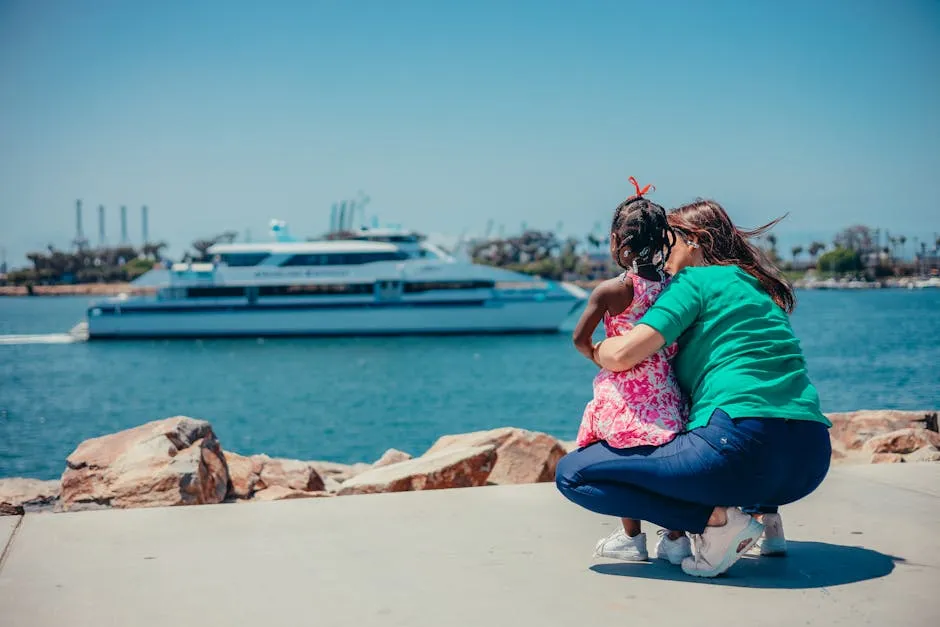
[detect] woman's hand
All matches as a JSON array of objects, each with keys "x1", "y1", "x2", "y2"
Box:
[{"x1": 595, "y1": 324, "x2": 666, "y2": 372}]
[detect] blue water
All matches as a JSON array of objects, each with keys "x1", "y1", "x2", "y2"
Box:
[{"x1": 1, "y1": 290, "x2": 938, "y2": 479}]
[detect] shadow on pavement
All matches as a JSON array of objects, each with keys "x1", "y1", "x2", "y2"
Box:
[{"x1": 590, "y1": 541, "x2": 903, "y2": 588}]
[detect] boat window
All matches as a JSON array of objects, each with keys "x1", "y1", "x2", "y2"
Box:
[
  {"x1": 258, "y1": 283, "x2": 374, "y2": 296},
  {"x1": 353, "y1": 235, "x2": 419, "y2": 243},
  {"x1": 279, "y1": 252, "x2": 409, "y2": 267},
  {"x1": 185, "y1": 286, "x2": 247, "y2": 298},
  {"x1": 403, "y1": 281, "x2": 495, "y2": 293},
  {"x1": 219, "y1": 253, "x2": 269, "y2": 267}
]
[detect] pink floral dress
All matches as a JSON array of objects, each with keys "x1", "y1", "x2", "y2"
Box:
[{"x1": 576, "y1": 274, "x2": 688, "y2": 449}]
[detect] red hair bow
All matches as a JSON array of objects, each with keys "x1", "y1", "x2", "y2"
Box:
[{"x1": 627, "y1": 176, "x2": 655, "y2": 200}]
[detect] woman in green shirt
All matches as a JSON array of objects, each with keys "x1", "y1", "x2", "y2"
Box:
[{"x1": 555, "y1": 200, "x2": 831, "y2": 578}]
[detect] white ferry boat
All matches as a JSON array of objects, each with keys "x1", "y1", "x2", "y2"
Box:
[{"x1": 85, "y1": 225, "x2": 587, "y2": 338}]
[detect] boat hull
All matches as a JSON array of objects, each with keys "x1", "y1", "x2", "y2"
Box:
[{"x1": 86, "y1": 298, "x2": 583, "y2": 338}]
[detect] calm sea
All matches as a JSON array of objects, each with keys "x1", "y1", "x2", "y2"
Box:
[{"x1": 1, "y1": 290, "x2": 938, "y2": 479}]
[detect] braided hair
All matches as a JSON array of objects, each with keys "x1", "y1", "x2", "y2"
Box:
[{"x1": 610, "y1": 196, "x2": 676, "y2": 278}]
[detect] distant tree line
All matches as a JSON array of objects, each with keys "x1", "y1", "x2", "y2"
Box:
[
  {"x1": 3, "y1": 224, "x2": 935, "y2": 286},
  {"x1": 2, "y1": 242, "x2": 169, "y2": 285}
]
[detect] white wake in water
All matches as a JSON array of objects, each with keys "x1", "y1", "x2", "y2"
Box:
[
  {"x1": 0, "y1": 333, "x2": 84, "y2": 345},
  {"x1": 0, "y1": 321, "x2": 88, "y2": 345}
]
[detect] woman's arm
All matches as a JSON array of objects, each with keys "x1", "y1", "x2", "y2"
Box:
[
  {"x1": 595, "y1": 270, "x2": 703, "y2": 372},
  {"x1": 593, "y1": 324, "x2": 666, "y2": 372}
]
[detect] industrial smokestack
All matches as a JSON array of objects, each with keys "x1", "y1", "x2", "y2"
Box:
[
  {"x1": 98, "y1": 205, "x2": 106, "y2": 246},
  {"x1": 120, "y1": 205, "x2": 128, "y2": 244},
  {"x1": 141, "y1": 205, "x2": 149, "y2": 243},
  {"x1": 76, "y1": 199, "x2": 84, "y2": 238},
  {"x1": 72, "y1": 199, "x2": 89, "y2": 250}
]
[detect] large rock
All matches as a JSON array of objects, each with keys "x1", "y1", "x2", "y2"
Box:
[
  {"x1": 0, "y1": 502, "x2": 24, "y2": 516},
  {"x1": 59, "y1": 417, "x2": 229, "y2": 511},
  {"x1": 871, "y1": 453, "x2": 905, "y2": 464},
  {"x1": 338, "y1": 445, "x2": 497, "y2": 496},
  {"x1": 251, "y1": 486, "x2": 334, "y2": 502},
  {"x1": 373, "y1": 448, "x2": 413, "y2": 468},
  {"x1": 0, "y1": 478, "x2": 60, "y2": 510},
  {"x1": 309, "y1": 460, "x2": 371, "y2": 484},
  {"x1": 223, "y1": 452, "x2": 325, "y2": 500},
  {"x1": 906, "y1": 445, "x2": 940, "y2": 463},
  {"x1": 223, "y1": 451, "x2": 265, "y2": 499},
  {"x1": 426, "y1": 427, "x2": 566, "y2": 485},
  {"x1": 864, "y1": 428, "x2": 940, "y2": 455},
  {"x1": 259, "y1": 457, "x2": 325, "y2": 492},
  {"x1": 827, "y1": 410, "x2": 934, "y2": 451}
]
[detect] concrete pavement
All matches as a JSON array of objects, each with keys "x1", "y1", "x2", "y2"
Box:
[{"x1": 1, "y1": 464, "x2": 938, "y2": 626}]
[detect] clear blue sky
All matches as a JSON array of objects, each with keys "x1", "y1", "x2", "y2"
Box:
[{"x1": 1, "y1": 0, "x2": 938, "y2": 265}]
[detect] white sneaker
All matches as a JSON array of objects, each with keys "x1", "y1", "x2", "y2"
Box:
[
  {"x1": 758, "y1": 513, "x2": 787, "y2": 556},
  {"x1": 681, "y1": 508, "x2": 763, "y2": 578},
  {"x1": 654, "y1": 530, "x2": 693, "y2": 565},
  {"x1": 593, "y1": 528, "x2": 649, "y2": 561}
]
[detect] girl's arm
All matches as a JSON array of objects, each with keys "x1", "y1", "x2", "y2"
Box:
[
  {"x1": 572, "y1": 279, "x2": 630, "y2": 364},
  {"x1": 593, "y1": 324, "x2": 666, "y2": 372}
]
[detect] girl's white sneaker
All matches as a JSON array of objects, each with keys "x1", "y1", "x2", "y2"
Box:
[
  {"x1": 758, "y1": 513, "x2": 788, "y2": 556},
  {"x1": 654, "y1": 530, "x2": 693, "y2": 565},
  {"x1": 593, "y1": 529, "x2": 649, "y2": 561}
]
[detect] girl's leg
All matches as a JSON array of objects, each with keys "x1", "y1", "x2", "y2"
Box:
[
  {"x1": 742, "y1": 505, "x2": 778, "y2": 516},
  {"x1": 621, "y1": 518, "x2": 641, "y2": 536},
  {"x1": 618, "y1": 518, "x2": 683, "y2": 540}
]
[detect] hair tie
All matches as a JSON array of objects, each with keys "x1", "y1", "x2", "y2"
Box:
[{"x1": 627, "y1": 176, "x2": 655, "y2": 200}]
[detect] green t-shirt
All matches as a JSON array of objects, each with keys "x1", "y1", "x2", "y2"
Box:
[{"x1": 639, "y1": 265, "x2": 830, "y2": 430}]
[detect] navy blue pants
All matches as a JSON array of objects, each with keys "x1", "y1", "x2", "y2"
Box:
[{"x1": 555, "y1": 410, "x2": 831, "y2": 533}]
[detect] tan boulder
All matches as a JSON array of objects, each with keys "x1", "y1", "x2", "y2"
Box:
[
  {"x1": 865, "y1": 428, "x2": 940, "y2": 455},
  {"x1": 1, "y1": 502, "x2": 24, "y2": 516},
  {"x1": 0, "y1": 478, "x2": 60, "y2": 510},
  {"x1": 905, "y1": 445, "x2": 940, "y2": 463},
  {"x1": 223, "y1": 452, "x2": 325, "y2": 499},
  {"x1": 426, "y1": 427, "x2": 566, "y2": 485},
  {"x1": 59, "y1": 417, "x2": 229, "y2": 511},
  {"x1": 338, "y1": 445, "x2": 497, "y2": 496},
  {"x1": 309, "y1": 461, "x2": 371, "y2": 484},
  {"x1": 871, "y1": 453, "x2": 905, "y2": 464},
  {"x1": 373, "y1": 448, "x2": 413, "y2": 468},
  {"x1": 223, "y1": 452, "x2": 265, "y2": 499},
  {"x1": 826, "y1": 410, "x2": 935, "y2": 450},
  {"x1": 251, "y1": 486, "x2": 334, "y2": 501},
  {"x1": 257, "y1": 457, "x2": 325, "y2": 492}
]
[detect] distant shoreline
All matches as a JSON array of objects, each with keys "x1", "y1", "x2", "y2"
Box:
[
  {"x1": 0, "y1": 284, "x2": 155, "y2": 297},
  {"x1": 0, "y1": 276, "x2": 937, "y2": 297}
]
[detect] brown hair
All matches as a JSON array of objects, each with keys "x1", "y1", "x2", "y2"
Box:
[{"x1": 668, "y1": 200, "x2": 795, "y2": 313}]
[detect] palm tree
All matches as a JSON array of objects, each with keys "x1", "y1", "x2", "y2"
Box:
[
  {"x1": 808, "y1": 241, "x2": 825, "y2": 261},
  {"x1": 791, "y1": 245, "x2": 803, "y2": 263},
  {"x1": 141, "y1": 241, "x2": 169, "y2": 261},
  {"x1": 898, "y1": 235, "x2": 907, "y2": 259},
  {"x1": 766, "y1": 234, "x2": 778, "y2": 254}
]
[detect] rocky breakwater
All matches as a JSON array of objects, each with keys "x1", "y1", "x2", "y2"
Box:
[
  {"x1": 0, "y1": 418, "x2": 568, "y2": 514},
  {"x1": 1, "y1": 409, "x2": 937, "y2": 514},
  {"x1": 828, "y1": 410, "x2": 940, "y2": 463}
]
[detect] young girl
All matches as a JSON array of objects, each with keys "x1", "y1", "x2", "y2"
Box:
[{"x1": 571, "y1": 179, "x2": 691, "y2": 564}]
